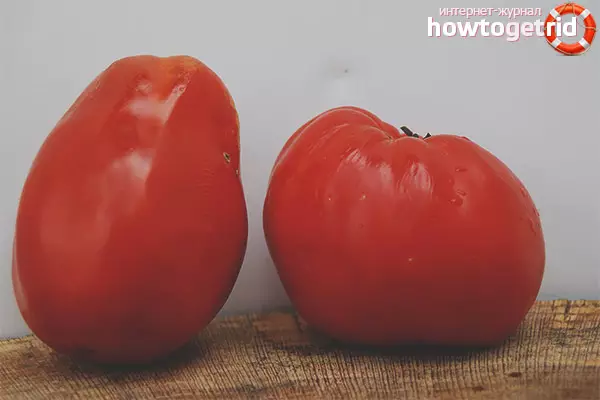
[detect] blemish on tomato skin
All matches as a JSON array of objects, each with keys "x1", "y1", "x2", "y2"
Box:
[
  {"x1": 223, "y1": 152, "x2": 231, "y2": 164},
  {"x1": 449, "y1": 197, "x2": 463, "y2": 206}
]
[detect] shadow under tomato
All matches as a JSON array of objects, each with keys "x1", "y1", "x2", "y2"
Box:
[
  {"x1": 324, "y1": 338, "x2": 497, "y2": 360},
  {"x1": 264, "y1": 314, "x2": 502, "y2": 361},
  {"x1": 49, "y1": 336, "x2": 211, "y2": 377}
]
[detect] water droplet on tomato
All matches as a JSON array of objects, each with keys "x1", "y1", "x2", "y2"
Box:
[
  {"x1": 449, "y1": 197, "x2": 463, "y2": 206},
  {"x1": 455, "y1": 167, "x2": 467, "y2": 173},
  {"x1": 528, "y1": 218, "x2": 538, "y2": 235},
  {"x1": 456, "y1": 189, "x2": 467, "y2": 196}
]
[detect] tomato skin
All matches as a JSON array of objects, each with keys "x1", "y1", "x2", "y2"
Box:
[
  {"x1": 12, "y1": 55, "x2": 248, "y2": 364},
  {"x1": 263, "y1": 106, "x2": 545, "y2": 346}
]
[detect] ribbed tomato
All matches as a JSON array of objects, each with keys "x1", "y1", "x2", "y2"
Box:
[
  {"x1": 263, "y1": 106, "x2": 545, "y2": 346},
  {"x1": 13, "y1": 55, "x2": 247, "y2": 363}
]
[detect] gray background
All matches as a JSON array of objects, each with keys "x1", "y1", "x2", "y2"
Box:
[{"x1": 1, "y1": 0, "x2": 598, "y2": 338}]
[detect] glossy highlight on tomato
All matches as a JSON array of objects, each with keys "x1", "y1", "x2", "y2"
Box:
[
  {"x1": 13, "y1": 55, "x2": 248, "y2": 364},
  {"x1": 263, "y1": 106, "x2": 545, "y2": 347}
]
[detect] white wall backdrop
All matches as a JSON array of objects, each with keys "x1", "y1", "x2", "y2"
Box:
[{"x1": 1, "y1": 0, "x2": 598, "y2": 338}]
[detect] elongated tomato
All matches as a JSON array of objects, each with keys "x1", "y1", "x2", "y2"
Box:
[
  {"x1": 264, "y1": 106, "x2": 545, "y2": 346},
  {"x1": 13, "y1": 55, "x2": 248, "y2": 363}
]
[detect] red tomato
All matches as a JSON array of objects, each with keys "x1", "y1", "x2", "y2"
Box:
[
  {"x1": 13, "y1": 55, "x2": 248, "y2": 364},
  {"x1": 263, "y1": 106, "x2": 545, "y2": 346}
]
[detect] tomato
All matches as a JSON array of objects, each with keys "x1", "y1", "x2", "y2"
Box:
[
  {"x1": 263, "y1": 106, "x2": 545, "y2": 346},
  {"x1": 12, "y1": 55, "x2": 248, "y2": 364}
]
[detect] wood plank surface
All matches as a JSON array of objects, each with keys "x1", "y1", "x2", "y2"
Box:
[{"x1": 1, "y1": 300, "x2": 599, "y2": 399}]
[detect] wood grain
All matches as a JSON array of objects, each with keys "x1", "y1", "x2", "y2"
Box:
[{"x1": 1, "y1": 300, "x2": 599, "y2": 399}]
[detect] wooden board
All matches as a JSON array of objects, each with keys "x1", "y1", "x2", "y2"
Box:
[{"x1": 1, "y1": 300, "x2": 599, "y2": 399}]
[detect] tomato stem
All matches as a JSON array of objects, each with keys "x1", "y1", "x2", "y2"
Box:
[{"x1": 400, "y1": 126, "x2": 432, "y2": 139}]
